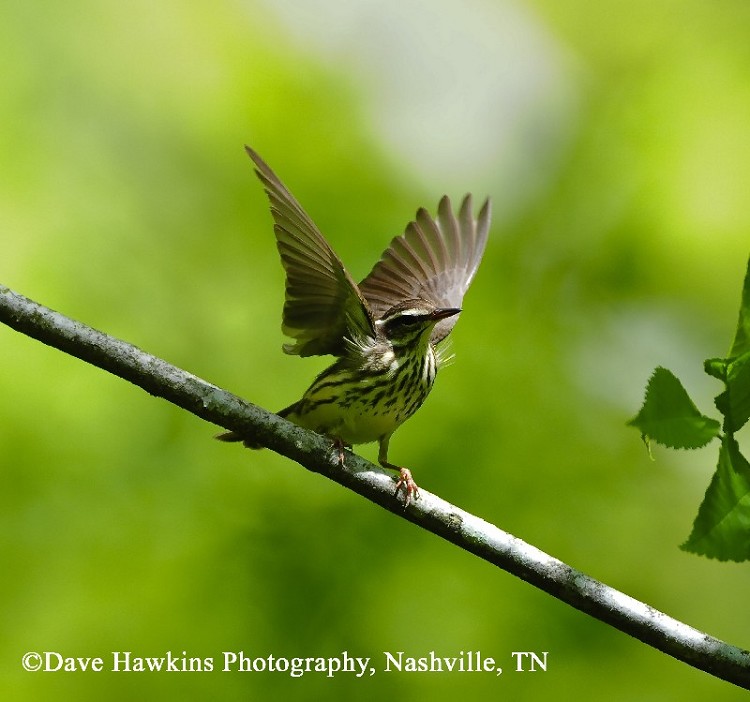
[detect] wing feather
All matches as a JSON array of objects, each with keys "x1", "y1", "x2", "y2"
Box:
[
  {"x1": 246, "y1": 147, "x2": 374, "y2": 356},
  {"x1": 359, "y1": 194, "x2": 491, "y2": 343}
]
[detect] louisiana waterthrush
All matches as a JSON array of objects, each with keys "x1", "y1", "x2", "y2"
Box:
[{"x1": 218, "y1": 147, "x2": 491, "y2": 506}]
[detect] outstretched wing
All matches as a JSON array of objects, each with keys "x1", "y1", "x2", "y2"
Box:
[
  {"x1": 358, "y1": 194, "x2": 491, "y2": 344},
  {"x1": 246, "y1": 147, "x2": 375, "y2": 357}
]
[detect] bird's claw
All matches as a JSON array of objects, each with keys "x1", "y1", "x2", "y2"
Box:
[
  {"x1": 331, "y1": 437, "x2": 347, "y2": 466},
  {"x1": 395, "y1": 467, "x2": 419, "y2": 509}
]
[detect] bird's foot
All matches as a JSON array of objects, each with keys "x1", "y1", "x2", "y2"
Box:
[
  {"x1": 394, "y1": 467, "x2": 419, "y2": 509},
  {"x1": 330, "y1": 437, "x2": 348, "y2": 466}
]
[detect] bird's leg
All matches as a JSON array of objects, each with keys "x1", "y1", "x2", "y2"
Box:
[{"x1": 378, "y1": 435, "x2": 419, "y2": 509}]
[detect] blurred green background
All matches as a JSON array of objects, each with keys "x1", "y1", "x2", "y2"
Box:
[{"x1": 2, "y1": 0, "x2": 749, "y2": 699}]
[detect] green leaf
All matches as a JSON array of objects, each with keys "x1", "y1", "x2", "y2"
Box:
[
  {"x1": 713, "y1": 350, "x2": 750, "y2": 433},
  {"x1": 728, "y1": 256, "x2": 750, "y2": 359},
  {"x1": 627, "y1": 367, "x2": 720, "y2": 449},
  {"x1": 703, "y1": 357, "x2": 728, "y2": 381},
  {"x1": 681, "y1": 436, "x2": 750, "y2": 562}
]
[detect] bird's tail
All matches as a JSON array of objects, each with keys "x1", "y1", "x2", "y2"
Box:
[{"x1": 214, "y1": 402, "x2": 299, "y2": 449}]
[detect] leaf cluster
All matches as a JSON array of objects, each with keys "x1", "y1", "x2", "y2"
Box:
[{"x1": 628, "y1": 258, "x2": 750, "y2": 561}]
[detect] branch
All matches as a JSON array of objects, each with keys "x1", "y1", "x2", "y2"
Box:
[{"x1": 1, "y1": 283, "x2": 749, "y2": 689}]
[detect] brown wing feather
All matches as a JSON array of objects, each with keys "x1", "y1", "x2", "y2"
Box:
[
  {"x1": 246, "y1": 147, "x2": 375, "y2": 357},
  {"x1": 359, "y1": 194, "x2": 491, "y2": 343}
]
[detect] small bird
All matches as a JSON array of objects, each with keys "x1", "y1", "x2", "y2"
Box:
[{"x1": 218, "y1": 147, "x2": 491, "y2": 507}]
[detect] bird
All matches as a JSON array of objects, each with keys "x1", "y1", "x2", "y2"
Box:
[{"x1": 217, "y1": 147, "x2": 491, "y2": 507}]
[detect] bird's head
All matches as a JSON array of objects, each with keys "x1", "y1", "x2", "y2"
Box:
[{"x1": 376, "y1": 300, "x2": 461, "y2": 349}]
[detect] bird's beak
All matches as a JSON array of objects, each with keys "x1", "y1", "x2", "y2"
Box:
[{"x1": 430, "y1": 307, "x2": 462, "y2": 321}]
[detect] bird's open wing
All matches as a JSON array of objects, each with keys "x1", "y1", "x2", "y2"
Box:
[
  {"x1": 358, "y1": 194, "x2": 491, "y2": 344},
  {"x1": 246, "y1": 147, "x2": 375, "y2": 357}
]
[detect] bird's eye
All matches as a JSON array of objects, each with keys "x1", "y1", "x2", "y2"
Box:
[{"x1": 396, "y1": 315, "x2": 421, "y2": 326}]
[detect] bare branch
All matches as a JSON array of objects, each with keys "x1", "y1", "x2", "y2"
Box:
[{"x1": 1, "y1": 283, "x2": 749, "y2": 689}]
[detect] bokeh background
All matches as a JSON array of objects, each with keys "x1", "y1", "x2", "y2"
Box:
[{"x1": 2, "y1": 1, "x2": 749, "y2": 699}]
